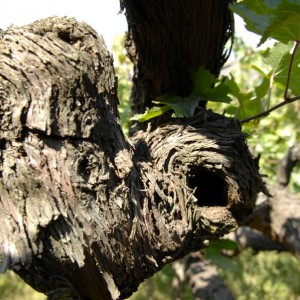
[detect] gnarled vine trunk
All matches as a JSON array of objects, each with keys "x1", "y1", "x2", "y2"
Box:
[{"x1": 0, "y1": 2, "x2": 265, "y2": 299}]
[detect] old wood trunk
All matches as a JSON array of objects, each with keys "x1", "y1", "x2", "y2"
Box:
[{"x1": 0, "y1": 2, "x2": 265, "y2": 299}]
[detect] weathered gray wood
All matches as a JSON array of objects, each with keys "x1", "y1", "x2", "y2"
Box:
[{"x1": 0, "y1": 17, "x2": 130, "y2": 300}]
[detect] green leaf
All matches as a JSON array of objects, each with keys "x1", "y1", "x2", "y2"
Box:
[
  {"x1": 132, "y1": 68, "x2": 232, "y2": 122},
  {"x1": 223, "y1": 75, "x2": 241, "y2": 99},
  {"x1": 239, "y1": 94, "x2": 263, "y2": 121},
  {"x1": 262, "y1": 41, "x2": 300, "y2": 95},
  {"x1": 130, "y1": 105, "x2": 171, "y2": 122},
  {"x1": 208, "y1": 239, "x2": 238, "y2": 251},
  {"x1": 263, "y1": 0, "x2": 300, "y2": 44},
  {"x1": 154, "y1": 93, "x2": 200, "y2": 118},
  {"x1": 250, "y1": 66, "x2": 271, "y2": 103},
  {"x1": 230, "y1": 0, "x2": 274, "y2": 43},
  {"x1": 224, "y1": 75, "x2": 262, "y2": 120},
  {"x1": 230, "y1": 0, "x2": 300, "y2": 45},
  {"x1": 262, "y1": 41, "x2": 293, "y2": 70},
  {"x1": 190, "y1": 67, "x2": 232, "y2": 103},
  {"x1": 273, "y1": 43, "x2": 300, "y2": 95},
  {"x1": 254, "y1": 73, "x2": 271, "y2": 100}
]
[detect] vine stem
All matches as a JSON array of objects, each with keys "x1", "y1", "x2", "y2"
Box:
[
  {"x1": 284, "y1": 41, "x2": 299, "y2": 100},
  {"x1": 242, "y1": 41, "x2": 300, "y2": 124},
  {"x1": 241, "y1": 95, "x2": 300, "y2": 123}
]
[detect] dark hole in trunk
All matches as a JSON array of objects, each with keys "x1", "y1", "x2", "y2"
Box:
[{"x1": 187, "y1": 167, "x2": 227, "y2": 207}]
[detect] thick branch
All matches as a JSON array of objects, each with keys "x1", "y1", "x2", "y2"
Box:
[
  {"x1": 172, "y1": 253, "x2": 235, "y2": 300},
  {"x1": 0, "y1": 17, "x2": 131, "y2": 300},
  {"x1": 0, "y1": 17, "x2": 265, "y2": 300},
  {"x1": 245, "y1": 144, "x2": 300, "y2": 257},
  {"x1": 0, "y1": 17, "x2": 126, "y2": 154},
  {"x1": 230, "y1": 226, "x2": 285, "y2": 252},
  {"x1": 276, "y1": 144, "x2": 300, "y2": 187},
  {"x1": 247, "y1": 190, "x2": 300, "y2": 259}
]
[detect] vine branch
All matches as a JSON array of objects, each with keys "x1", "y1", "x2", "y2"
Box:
[
  {"x1": 284, "y1": 41, "x2": 299, "y2": 101},
  {"x1": 241, "y1": 95, "x2": 300, "y2": 123},
  {"x1": 241, "y1": 41, "x2": 300, "y2": 124}
]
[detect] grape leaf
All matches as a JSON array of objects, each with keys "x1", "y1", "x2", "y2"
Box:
[
  {"x1": 273, "y1": 44, "x2": 300, "y2": 95},
  {"x1": 130, "y1": 93, "x2": 200, "y2": 122},
  {"x1": 130, "y1": 105, "x2": 171, "y2": 122},
  {"x1": 154, "y1": 93, "x2": 200, "y2": 118},
  {"x1": 263, "y1": 41, "x2": 300, "y2": 95},
  {"x1": 203, "y1": 240, "x2": 238, "y2": 270},
  {"x1": 262, "y1": 0, "x2": 300, "y2": 44},
  {"x1": 254, "y1": 72, "x2": 271, "y2": 100},
  {"x1": 262, "y1": 42, "x2": 293, "y2": 70},
  {"x1": 224, "y1": 75, "x2": 262, "y2": 120},
  {"x1": 190, "y1": 67, "x2": 232, "y2": 103},
  {"x1": 208, "y1": 239, "x2": 238, "y2": 251},
  {"x1": 230, "y1": 0, "x2": 300, "y2": 45},
  {"x1": 131, "y1": 68, "x2": 232, "y2": 122},
  {"x1": 203, "y1": 248, "x2": 237, "y2": 270},
  {"x1": 229, "y1": 0, "x2": 274, "y2": 41}
]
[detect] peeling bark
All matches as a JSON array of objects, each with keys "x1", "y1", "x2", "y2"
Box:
[
  {"x1": 0, "y1": 17, "x2": 129, "y2": 300},
  {"x1": 0, "y1": 11, "x2": 264, "y2": 300}
]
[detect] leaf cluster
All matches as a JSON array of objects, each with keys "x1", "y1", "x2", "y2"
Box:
[
  {"x1": 224, "y1": 1, "x2": 299, "y2": 121},
  {"x1": 131, "y1": 0, "x2": 300, "y2": 125},
  {"x1": 220, "y1": 249, "x2": 300, "y2": 300},
  {"x1": 131, "y1": 67, "x2": 231, "y2": 122},
  {"x1": 230, "y1": 0, "x2": 300, "y2": 46}
]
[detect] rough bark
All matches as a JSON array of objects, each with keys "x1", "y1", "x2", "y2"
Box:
[
  {"x1": 172, "y1": 146, "x2": 300, "y2": 300},
  {"x1": 0, "y1": 8, "x2": 264, "y2": 300},
  {"x1": 0, "y1": 17, "x2": 130, "y2": 300}
]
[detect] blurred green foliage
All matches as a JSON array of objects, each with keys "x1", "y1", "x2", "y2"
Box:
[
  {"x1": 129, "y1": 264, "x2": 193, "y2": 300},
  {"x1": 127, "y1": 249, "x2": 300, "y2": 300},
  {"x1": 0, "y1": 271, "x2": 45, "y2": 300},
  {"x1": 220, "y1": 249, "x2": 300, "y2": 300},
  {"x1": 111, "y1": 35, "x2": 133, "y2": 135}
]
